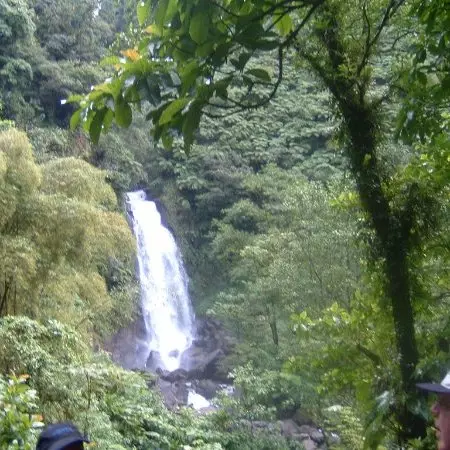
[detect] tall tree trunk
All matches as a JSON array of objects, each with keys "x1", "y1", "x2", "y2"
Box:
[
  {"x1": 343, "y1": 102, "x2": 425, "y2": 440},
  {"x1": 266, "y1": 303, "x2": 279, "y2": 346},
  {"x1": 307, "y1": 11, "x2": 427, "y2": 438},
  {"x1": 269, "y1": 317, "x2": 279, "y2": 347}
]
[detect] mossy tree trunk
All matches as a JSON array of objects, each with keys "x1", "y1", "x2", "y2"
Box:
[{"x1": 303, "y1": 11, "x2": 426, "y2": 439}]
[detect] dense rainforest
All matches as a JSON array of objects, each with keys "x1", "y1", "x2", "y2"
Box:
[{"x1": 0, "y1": 0, "x2": 449, "y2": 449}]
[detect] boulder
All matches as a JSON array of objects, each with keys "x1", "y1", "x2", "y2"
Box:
[
  {"x1": 184, "y1": 348, "x2": 227, "y2": 381},
  {"x1": 146, "y1": 350, "x2": 164, "y2": 371},
  {"x1": 239, "y1": 419, "x2": 327, "y2": 449},
  {"x1": 160, "y1": 368, "x2": 188, "y2": 383},
  {"x1": 303, "y1": 438, "x2": 321, "y2": 450},
  {"x1": 156, "y1": 378, "x2": 188, "y2": 410},
  {"x1": 180, "y1": 318, "x2": 236, "y2": 381},
  {"x1": 193, "y1": 379, "x2": 221, "y2": 399},
  {"x1": 103, "y1": 318, "x2": 148, "y2": 370},
  {"x1": 279, "y1": 420, "x2": 327, "y2": 449}
]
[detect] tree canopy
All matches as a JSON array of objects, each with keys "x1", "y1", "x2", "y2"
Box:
[{"x1": 0, "y1": 128, "x2": 135, "y2": 338}]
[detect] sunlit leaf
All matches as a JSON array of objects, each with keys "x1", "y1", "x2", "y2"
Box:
[
  {"x1": 121, "y1": 49, "x2": 140, "y2": 61},
  {"x1": 70, "y1": 109, "x2": 81, "y2": 130},
  {"x1": 89, "y1": 108, "x2": 107, "y2": 144},
  {"x1": 137, "y1": 1, "x2": 150, "y2": 26}
]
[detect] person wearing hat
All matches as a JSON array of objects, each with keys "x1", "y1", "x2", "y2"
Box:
[
  {"x1": 36, "y1": 422, "x2": 89, "y2": 450},
  {"x1": 417, "y1": 371, "x2": 450, "y2": 450}
]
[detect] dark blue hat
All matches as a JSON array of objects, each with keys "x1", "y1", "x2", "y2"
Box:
[
  {"x1": 36, "y1": 422, "x2": 89, "y2": 450},
  {"x1": 417, "y1": 371, "x2": 450, "y2": 394}
]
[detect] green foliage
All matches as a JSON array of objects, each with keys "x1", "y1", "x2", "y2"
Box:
[
  {"x1": 287, "y1": 291, "x2": 399, "y2": 448},
  {"x1": 0, "y1": 375, "x2": 41, "y2": 450},
  {"x1": 0, "y1": 128, "x2": 136, "y2": 338},
  {"x1": 33, "y1": 0, "x2": 114, "y2": 62},
  {"x1": 0, "y1": 0, "x2": 447, "y2": 448},
  {"x1": 209, "y1": 166, "x2": 361, "y2": 366},
  {"x1": 397, "y1": 0, "x2": 450, "y2": 143},
  {"x1": 323, "y1": 405, "x2": 364, "y2": 450},
  {"x1": 0, "y1": 0, "x2": 36, "y2": 121},
  {"x1": 0, "y1": 0, "x2": 120, "y2": 125},
  {"x1": 226, "y1": 364, "x2": 316, "y2": 421},
  {"x1": 0, "y1": 316, "x2": 302, "y2": 450},
  {"x1": 67, "y1": 0, "x2": 448, "y2": 441}
]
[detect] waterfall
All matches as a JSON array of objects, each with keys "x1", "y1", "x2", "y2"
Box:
[{"x1": 126, "y1": 190, "x2": 195, "y2": 372}]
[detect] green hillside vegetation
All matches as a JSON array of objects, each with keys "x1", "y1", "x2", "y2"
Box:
[{"x1": 0, "y1": 0, "x2": 449, "y2": 448}]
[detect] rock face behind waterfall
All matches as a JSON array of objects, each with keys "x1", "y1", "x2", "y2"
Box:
[
  {"x1": 105, "y1": 316, "x2": 235, "y2": 378},
  {"x1": 181, "y1": 317, "x2": 235, "y2": 381}
]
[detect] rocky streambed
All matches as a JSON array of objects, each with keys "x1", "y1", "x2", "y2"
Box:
[{"x1": 106, "y1": 317, "x2": 329, "y2": 449}]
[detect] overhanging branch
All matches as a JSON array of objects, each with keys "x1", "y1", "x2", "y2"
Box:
[
  {"x1": 209, "y1": 1, "x2": 323, "y2": 112},
  {"x1": 357, "y1": 0, "x2": 408, "y2": 76}
]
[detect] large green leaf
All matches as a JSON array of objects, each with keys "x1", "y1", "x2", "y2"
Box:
[
  {"x1": 70, "y1": 109, "x2": 82, "y2": 131},
  {"x1": 236, "y1": 22, "x2": 265, "y2": 45},
  {"x1": 182, "y1": 102, "x2": 202, "y2": 149},
  {"x1": 89, "y1": 108, "x2": 108, "y2": 144},
  {"x1": 137, "y1": 1, "x2": 150, "y2": 26},
  {"x1": 166, "y1": 0, "x2": 178, "y2": 22},
  {"x1": 246, "y1": 68, "x2": 271, "y2": 82},
  {"x1": 250, "y1": 39, "x2": 280, "y2": 51},
  {"x1": 159, "y1": 98, "x2": 191, "y2": 125},
  {"x1": 155, "y1": 0, "x2": 169, "y2": 27},
  {"x1": 115, "y1": 97, "x2": 133, "y2": 128},
  {"x1": 180, "y1": 61, "x2": 200, "y2": 94},
  {"x1": 275, "y1": 13, "x2": 293, "y2": 36},
  {"x1": 230, "y1": 52, "x2": 252, "y2": 71},
  {"x1": 189, "y1": 11, "x2": 209, "y2": 44}
]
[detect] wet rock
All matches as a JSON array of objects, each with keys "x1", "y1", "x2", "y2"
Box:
[
  {"x1": 185, "y1": 348, "x2": 226, "y2": 381},
  {"x1": 106, "y1": 316, "x2": 235, "y2": 381},
  {"x1": 197, "y1": 405, "x2": 218, "y2": 415},
  {"x1": 155, "y1": 367, "x2": 170, "y2": 378},
  {"x1": 103, "y1": 318, "x2": 148, "y2": 370},
  {"x1": 310, "y1": 429, "x2": 325, "y2": 444},
  {"x1": 146, "y1": 350, "x2": 163, "y2": 371},
  {"x1": 239, "y1": 419, "x2": 327, "y2": 449},
  {"x1": 303, "y1": 438, "x2": 320, "y2": 450},
  {"x1": 280, "y1": 419, "x2": 302, "y2": 438},
  {"x1": 279, "y1": 420, "x2": 327, "y2": 449},
  {"x1": 156, "y1": 378, "x2": 188, "y2": 410},
  {"x1": 193, "y1": 379, "x2": 221, "y2": 399},
  {"x1": 180, "y1": 318, "x2": 235, "y2": 381},
  {"x1": 160, "y1": 368, "x2": 188, "y2": 383}
]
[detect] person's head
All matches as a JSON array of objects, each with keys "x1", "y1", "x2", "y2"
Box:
[
  {"x1": 418, "y1": 371, "x2": 450, "y2": 450},
  {"x1": 36, "y1": 422, "x2": 89, "y2": 450}
]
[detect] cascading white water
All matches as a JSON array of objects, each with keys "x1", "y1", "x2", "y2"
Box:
[{"x1": 126, "y1": 190, "x2": 195, "y2": 372}]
